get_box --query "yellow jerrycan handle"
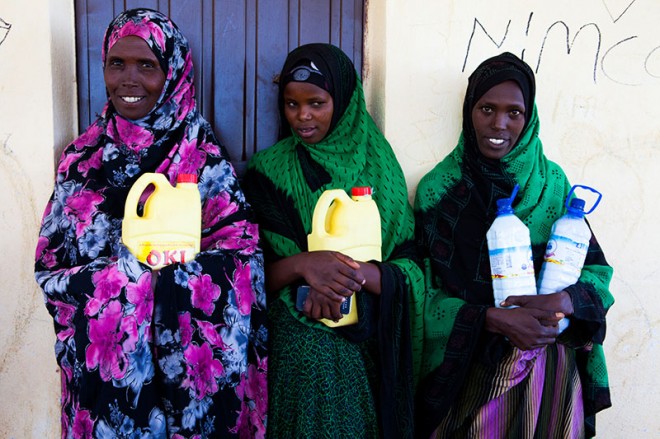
[123,172,169,220]
[310,189,351,242]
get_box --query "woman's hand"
[297,251,365,321]
[265,250,364,294]
[500,291,574,320]
[485,306,564,350]
[300,251,365,301]
[302,287,351,322]
[264,250,371,321]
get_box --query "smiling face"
[282,81,334,144]
[471,80,526,160]
[104,36,166,120]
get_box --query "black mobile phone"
[295,285,351,314]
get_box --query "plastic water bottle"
[538,185,602,333]
[305,186,382,327]
[487,185,536,308]
[122,173,201,270]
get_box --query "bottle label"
[136,241,198,270]
[544,235,588,271]
[489,245,535,279]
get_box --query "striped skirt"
[431,344,584,439]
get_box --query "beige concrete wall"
[365,1,660,437]
[1,0,657,437]
[0,0,76,437]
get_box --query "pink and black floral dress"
[34,8,267,438]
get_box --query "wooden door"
[75,0,364,174]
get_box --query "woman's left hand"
[302,286,349,322]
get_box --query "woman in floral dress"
[34,8,267,438]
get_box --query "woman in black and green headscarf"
[414,52,614,438]
[243,43,426,438]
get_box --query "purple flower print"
[85,264,129,316]
[77,148,103,177]
[62,188,104,237]
[201,220,259,255]
[163,81,189,125]
[108,117,155,153]
[49,299,77,341]
[182,343,224,400]
[195,320,229,350]
[109,22,148,48]
[244,222,259,241]
[229,259,255,316]
[201,192,238,230]
[111,19,165,54]
[36,235,58,268]
[200,141,221,156]
[41,249,58,269]
[188,274,221,316]
[178,312,193,347]
[141,18,167,51]
[86,300,138,381]
[60,364,74,414]
[175,138,206,175]
[71,407,95,439]
[168,58,194,118]
[126,271,154,325]
[232,357,268,439]
[71,123,103,151]
[57,152,84,180]
[244,355,268,416]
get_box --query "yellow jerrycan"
[122,173,201,270]
[307,186,382,327]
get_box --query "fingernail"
[362,279,366,285]
[500,301,507,307]
[556,312,565,318]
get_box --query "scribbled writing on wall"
[602,0,638,23]
[462,1,657,85]
[0,18,11,47]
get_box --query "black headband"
[281,60,332,94]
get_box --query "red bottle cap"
[351,186,372,196]
[177,173,198,184]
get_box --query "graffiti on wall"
[0,18,11,47]
[602,0,638,23]
[462,0,656,85]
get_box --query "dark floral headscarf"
[94,8,209,187]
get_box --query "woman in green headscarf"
[243,43,426,438]
[413,52,614,438]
